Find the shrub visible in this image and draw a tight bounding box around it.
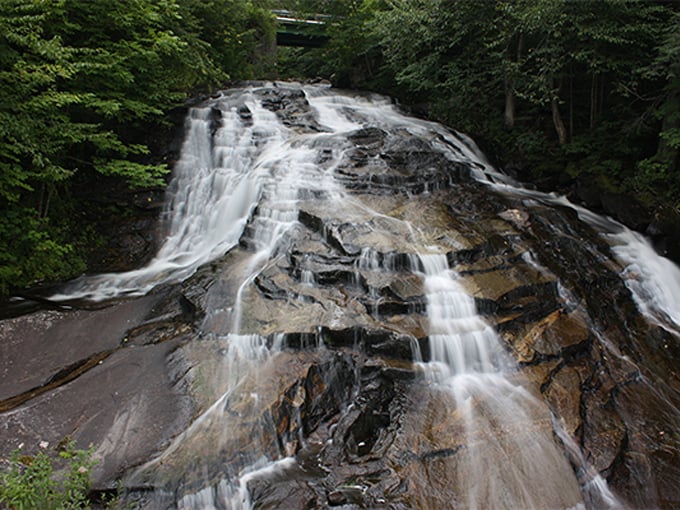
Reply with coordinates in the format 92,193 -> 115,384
0,440 -> 96,509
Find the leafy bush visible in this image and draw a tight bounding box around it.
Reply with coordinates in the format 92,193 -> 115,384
0,208 -> 87,296
0,441 -> 96,510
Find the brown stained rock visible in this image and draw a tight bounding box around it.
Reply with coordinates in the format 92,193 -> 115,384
455,255 -> 514,274
4,84 -> 680,508
299,192 -> 478,256
607,381 -> 680,509
390,379 -> 584,510
498,208 -> 530,229
570,351 -> 632,486
544,366 -> 583,437
249,474 -> 322,510
125,350 -> 330,491
459,265 -> 554,304
507,307 -> 591,363
532,307 -> 591,356
583,391 -> 627,473
385,314 -> 428,339
381,273 -> 424,301
238,356 -> 413,509
609,450 -> 657,509
517,360 -> 561,395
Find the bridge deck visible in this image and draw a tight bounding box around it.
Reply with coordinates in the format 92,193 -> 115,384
275,10 -> 329,48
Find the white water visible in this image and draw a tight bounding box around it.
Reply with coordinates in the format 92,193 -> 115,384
416,254 -> 501,379
413,253 -> 620,509
487,183 -> 680,334
51,94 -> 279,301
51,82 -> 496,304
610,229 -> 680,330
45,83 -> 680,507
49,82 -> 680,339
549,194 -> 680,333
118,85 -> 360,507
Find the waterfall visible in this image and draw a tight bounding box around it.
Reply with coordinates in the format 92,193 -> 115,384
416,253 -> 501,379
414,253 -> 620,509
488,184 -> 680,333
35,82 -> 680,508
609,229 -> 680,329
50,92 -> 278,301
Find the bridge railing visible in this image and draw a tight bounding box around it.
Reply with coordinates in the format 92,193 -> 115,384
272,9 -> 331,25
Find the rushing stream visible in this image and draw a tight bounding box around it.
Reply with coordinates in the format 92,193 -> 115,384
5,82 -> 680,509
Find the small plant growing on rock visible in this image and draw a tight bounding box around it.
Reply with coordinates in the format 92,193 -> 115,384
0,440 -> 96,509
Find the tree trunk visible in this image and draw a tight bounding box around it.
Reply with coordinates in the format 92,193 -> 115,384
552,97 -> 568,145
569,66 -> 573,139
42,186 -> 53,220
551,76 -> 568,145
599,71 -> 606,119
37,184 -> 46,219
503,33 -> 524,129
590,72 -> 597,129
504,78 -> 515,128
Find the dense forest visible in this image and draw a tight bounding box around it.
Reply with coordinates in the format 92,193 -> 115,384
1,0 -> 678,295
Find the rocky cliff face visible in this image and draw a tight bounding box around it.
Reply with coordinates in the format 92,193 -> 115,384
1,84 -> 679,509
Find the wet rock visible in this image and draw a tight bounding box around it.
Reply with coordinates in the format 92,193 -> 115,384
544,366 -> 583,436
583,395 -> 627,473
502,307 -> 591,363
248,467 -> 322,510
347,127 -> 387,151
646,207 -> 680,264
255,86 -> 320,132
0,295 -> 163,400
498,208 -> 530,229
328,486 -> 365,506
4,83 -> 680,509
237,104 -> 253,123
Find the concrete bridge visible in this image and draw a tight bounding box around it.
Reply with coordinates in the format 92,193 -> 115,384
274,10 -> 330,48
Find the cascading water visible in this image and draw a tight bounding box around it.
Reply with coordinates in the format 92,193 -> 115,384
415,253 -> 501,379
487,184 -> 680,333
120,86 -> 360,508
412,253 -> 619,509
50,90 -> 293,301
610,229 -> 680,329
32,82 -> 680,508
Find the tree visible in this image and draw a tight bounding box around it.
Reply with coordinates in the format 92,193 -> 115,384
637,8 -> 680,193
370,0 -> 504,132
0,0 -> 277,294
174,0 -> 276,82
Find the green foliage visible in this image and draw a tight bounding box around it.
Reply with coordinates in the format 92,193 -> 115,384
372,0 -> 503,128
95,160 -> 168,189
273,1 -> 388,88
176,0 -> 277,81
345,0 -> 679,207
0,0 -> 277,195
2,0 -> 676,293
0,441 -> 96,509
0,207 -> 86,295
0,0 -> 177,199
0,0 -> 276,294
